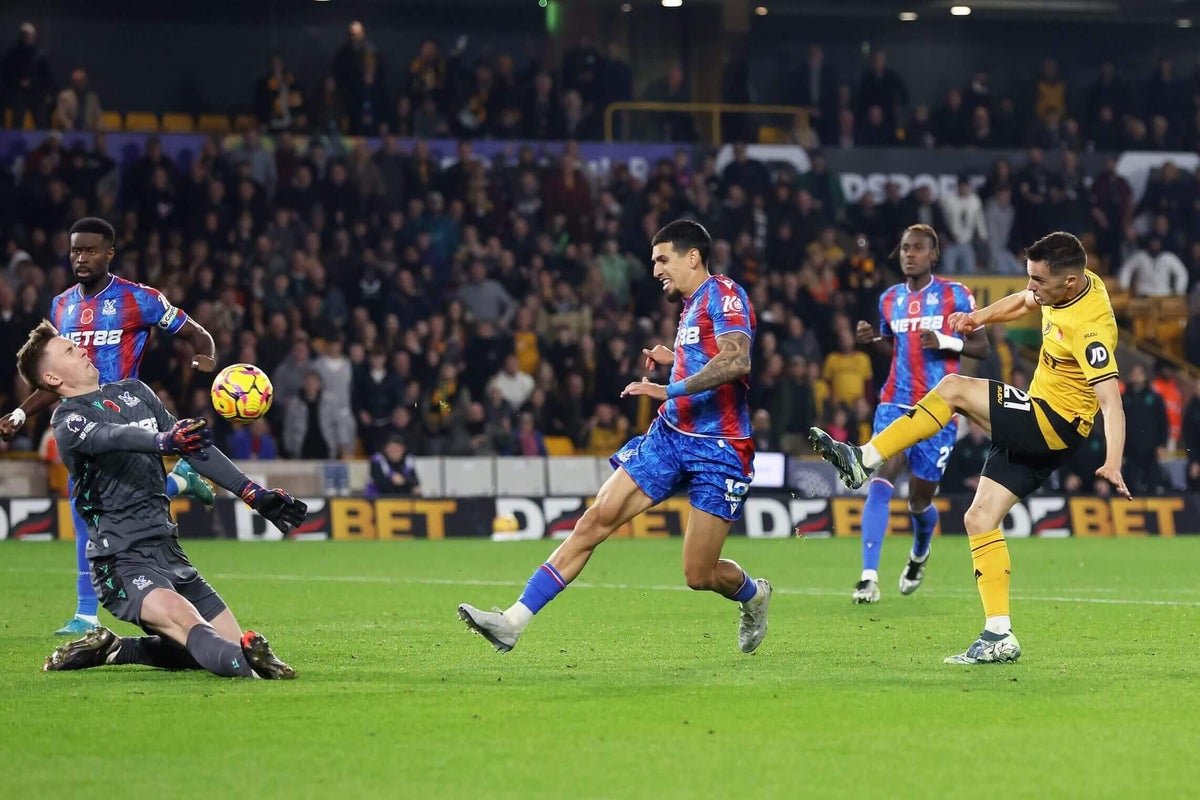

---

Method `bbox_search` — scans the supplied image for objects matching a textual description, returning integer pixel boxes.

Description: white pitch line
[203,572,1200,608]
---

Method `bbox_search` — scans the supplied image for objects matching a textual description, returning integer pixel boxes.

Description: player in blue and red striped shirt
[459,220,772,655]
[850,224,989,603]
[0,218,218,636]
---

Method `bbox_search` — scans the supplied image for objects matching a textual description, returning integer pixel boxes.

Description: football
[210,363,274,422]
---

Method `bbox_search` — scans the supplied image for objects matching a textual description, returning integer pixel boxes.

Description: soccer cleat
[944,630,1022,665]
[899,552,929,596]
[44,626,119,671]
[458,604,520,653]
[172,459,215,506]
[852,579,881,604]
[240,631,296,679]
[54,615,98,636]
[737,578,772,654]
[808,427,873,490]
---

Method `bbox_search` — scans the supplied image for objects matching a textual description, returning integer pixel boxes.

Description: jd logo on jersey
[1085,342,1110,368]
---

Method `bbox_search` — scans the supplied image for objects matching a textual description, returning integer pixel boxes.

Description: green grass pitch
[3,537,1199,799]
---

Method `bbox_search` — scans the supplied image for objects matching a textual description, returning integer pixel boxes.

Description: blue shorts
[873,402,958,483]
[610,417,755,521]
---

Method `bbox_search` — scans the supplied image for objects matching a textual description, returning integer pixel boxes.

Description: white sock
[909,549,929,564]
[860,569,879,582]
[503,602,534,633]
[984,615,1012,635]
[741,580,763,607]
[77,614,99,625]
[860,443,883,470]
[167,473,188,495]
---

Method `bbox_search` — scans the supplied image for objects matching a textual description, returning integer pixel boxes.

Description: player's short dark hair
[1025,231,1086,274]
[16,319,60,392]
[651,219,711,266]
[890,224,940,263]
[68,217,115,243]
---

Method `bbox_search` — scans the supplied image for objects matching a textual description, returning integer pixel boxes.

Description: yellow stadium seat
[124,112,160,132]
[98,110,123,131]
[161,113,195,133]
[232,113,258,133]
[543,436,576,456]
[197,113,231,133]
[757,125,787,144]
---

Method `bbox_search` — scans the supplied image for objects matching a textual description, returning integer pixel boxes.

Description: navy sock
[517,563,568,614]
[910,503,939,559]
[727,571,759,603]
[861,479,893,572]
[73,504,98,618]
[115,636,203,670]
[185,625,255,678]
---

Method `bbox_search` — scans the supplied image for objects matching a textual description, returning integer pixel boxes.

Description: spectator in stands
[1122,362,1168,495]
[856,50,907,129]
[312,76,348,134]
[51,68,101,131]
[642,64,696,143]
[284,370,354,459]
[228,418,279,461]
[822,329,871,407]
[489,353,534,410]
[1118,236,1188,297]
[514,411,548,456]
[940,175,986,274]
[1152,362,1183,452]
[984,185,1021,274]
[1086,61,1131,131]
[1032,57,1066,127]
[1183,378,1200,490]
[901,184,947,236]
[1144,57,1184,130]
[751,408,778,452]
[858,105,898,147]
[254,54,305,132]
[332,21,378,94]
[369,435,421,496]
[941,419,990,495]
[1056,427,1109,495]
[791,45,839,144]
[932,89,968,147]
[1,23,52,129]
[353,347,405,448]
[583,402,628,456]
[457,260,517,324]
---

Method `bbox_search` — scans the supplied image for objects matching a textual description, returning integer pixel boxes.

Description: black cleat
[240,631,296,679]
[44,626,119,672]
[808,427,874,489]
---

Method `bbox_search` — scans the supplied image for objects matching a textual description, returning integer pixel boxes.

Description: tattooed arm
[620,333,751,401]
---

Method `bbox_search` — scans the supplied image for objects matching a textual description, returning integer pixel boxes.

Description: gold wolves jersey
[1028,269,1118,438]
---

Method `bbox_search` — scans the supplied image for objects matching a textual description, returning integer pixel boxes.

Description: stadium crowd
[0,123,1197,495]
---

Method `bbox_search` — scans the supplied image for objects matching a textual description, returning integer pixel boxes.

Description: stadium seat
[197,113,231,133]
[98,110,123,131]
[232,113,258,133]
[124,112,160,132]
[544,436,576,456]
[757,125,787,144]
[440,457,495,497]
[160,113,195,133]
[412,457,443,496]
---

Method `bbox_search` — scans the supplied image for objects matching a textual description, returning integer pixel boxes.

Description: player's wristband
[931,331,964,353]
[666,381,687,399]
[9,408,26,428]
[238,480,265,506]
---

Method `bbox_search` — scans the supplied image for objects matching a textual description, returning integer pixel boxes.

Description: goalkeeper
[20,321,307,679]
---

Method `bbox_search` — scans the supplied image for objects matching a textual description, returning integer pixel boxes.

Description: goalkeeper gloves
[239,481,308,533]
[155,418,213,458]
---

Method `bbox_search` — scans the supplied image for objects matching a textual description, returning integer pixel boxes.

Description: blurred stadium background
[0,0,1197,539]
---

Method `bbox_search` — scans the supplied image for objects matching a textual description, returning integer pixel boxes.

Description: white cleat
[458,604,519,653]
[852,579,881,604]
[944,630,1022,665]
[737,579,772,654]
[898,552,929,596]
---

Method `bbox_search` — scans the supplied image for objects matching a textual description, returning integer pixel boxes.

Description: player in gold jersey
[809,232,1130,664]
